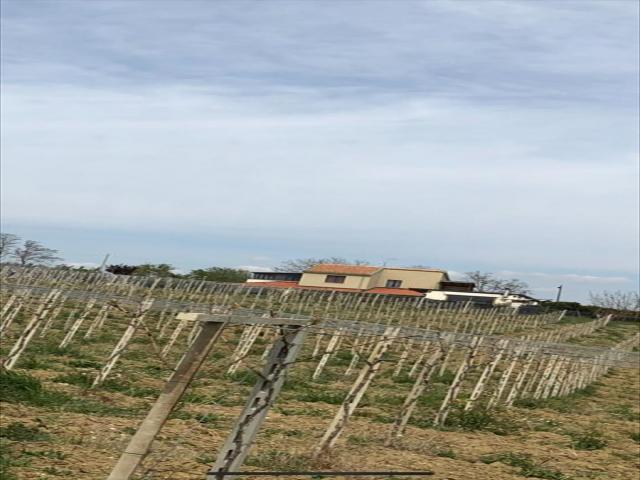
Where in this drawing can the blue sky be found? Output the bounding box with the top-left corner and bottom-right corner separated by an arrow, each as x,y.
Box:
1,0 -> 638,302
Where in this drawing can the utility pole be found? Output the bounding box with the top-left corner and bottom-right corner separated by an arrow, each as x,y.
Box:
99,253 -> 110,274
556,285 -> 563,302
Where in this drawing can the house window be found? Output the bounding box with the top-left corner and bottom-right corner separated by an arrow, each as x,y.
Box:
386,279 -> 402,288
325,275 -> 346,284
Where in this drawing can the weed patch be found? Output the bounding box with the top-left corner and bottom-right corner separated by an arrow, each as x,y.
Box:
226,370 -> 259,386
0,422 -> 50,442
444,407 -> 519,435
0,370 -> 136,417
68,358 -> 102,369
514,386 -> 597,413
435,448 -> 456,459
293,390 -> 344,405
481,452 -> 571,479
569,429 -> 607,451
245,450 -> 309,470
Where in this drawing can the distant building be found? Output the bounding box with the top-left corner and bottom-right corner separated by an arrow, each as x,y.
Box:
246,263 -> 473,297
247,271 -> 302,282
299,264 -> 449,291
425,290 -> 539,309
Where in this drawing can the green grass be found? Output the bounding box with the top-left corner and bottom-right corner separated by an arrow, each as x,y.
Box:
52,372 -> 93,388
481,452 -> 571,479
347,434 -> 371,445
443,407 -> 519,435
22,449 -> 69,460
245,450 -> 309,470
67,358 -> 102,369
1,439 -> 28,480
196,453 -> 216,465
226,370 -> 259,386
101,379 -> 158,398
264,428 -> 305,438
52,372 -> 158,398
569,429 -> 608,451
292,389 -> 345,405
608,404 -> 640,422
0,370 -> 137,417
513,385 -> 598,413
0,370 -> 69,406
435,448 -> 456,459
0,422 -> 50,442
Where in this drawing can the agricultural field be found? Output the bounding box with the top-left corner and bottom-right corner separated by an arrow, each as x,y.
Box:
1,267 -> 639,480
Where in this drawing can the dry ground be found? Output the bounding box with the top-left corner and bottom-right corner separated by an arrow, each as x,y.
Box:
1,319 -> 639,480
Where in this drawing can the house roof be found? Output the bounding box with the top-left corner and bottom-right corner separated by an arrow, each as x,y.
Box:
243,280 -> 362,292
305,264 -> 381,276
365,287 -> 423,297
305,263 -> 448,277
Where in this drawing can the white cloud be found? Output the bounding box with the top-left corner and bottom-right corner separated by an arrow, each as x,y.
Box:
1,0 -> 637,303
235,265 -> 274,272
497,271 -> 630,284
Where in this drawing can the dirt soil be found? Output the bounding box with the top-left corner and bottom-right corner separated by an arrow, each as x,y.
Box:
1,319 -> 639,480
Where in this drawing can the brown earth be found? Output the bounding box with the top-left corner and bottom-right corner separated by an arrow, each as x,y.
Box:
1,319 -> 638,480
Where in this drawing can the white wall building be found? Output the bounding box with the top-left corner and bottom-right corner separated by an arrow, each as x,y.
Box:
424,290 -> 539,309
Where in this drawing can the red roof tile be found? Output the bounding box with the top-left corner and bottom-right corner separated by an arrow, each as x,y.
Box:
365,288 -> 423,297
243,281 -> 423,297
305,264 -> 381,275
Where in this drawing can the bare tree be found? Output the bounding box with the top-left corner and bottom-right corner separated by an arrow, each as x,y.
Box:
13,240 -> 62,266
464,271 -> 495,291
464,271 -> 530,295
275,257 -> 370,272
498,278 -> 531,295
0,233 -> 21,261
589,290 -> 640,312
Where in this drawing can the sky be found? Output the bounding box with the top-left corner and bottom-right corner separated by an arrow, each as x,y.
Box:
1,0 -> 638,302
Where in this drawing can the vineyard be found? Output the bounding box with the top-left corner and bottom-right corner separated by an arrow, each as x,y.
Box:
0,267 -> 638,480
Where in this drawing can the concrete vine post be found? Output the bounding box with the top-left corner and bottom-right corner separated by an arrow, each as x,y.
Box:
107,318 -> 228,480
433,336 -> 484,427
59,298 -> 97,348
464,339 -> 509,411
2,289 -> 62,370
313,326 -> 400,457
386,347 -> 444,445
208,324 -> 308,479
92,299 -> 155,388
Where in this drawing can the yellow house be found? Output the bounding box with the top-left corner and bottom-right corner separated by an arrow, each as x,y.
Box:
298,264 -> 451,292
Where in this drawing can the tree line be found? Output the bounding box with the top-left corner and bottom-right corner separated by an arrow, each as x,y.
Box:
1,233 -> 637,314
